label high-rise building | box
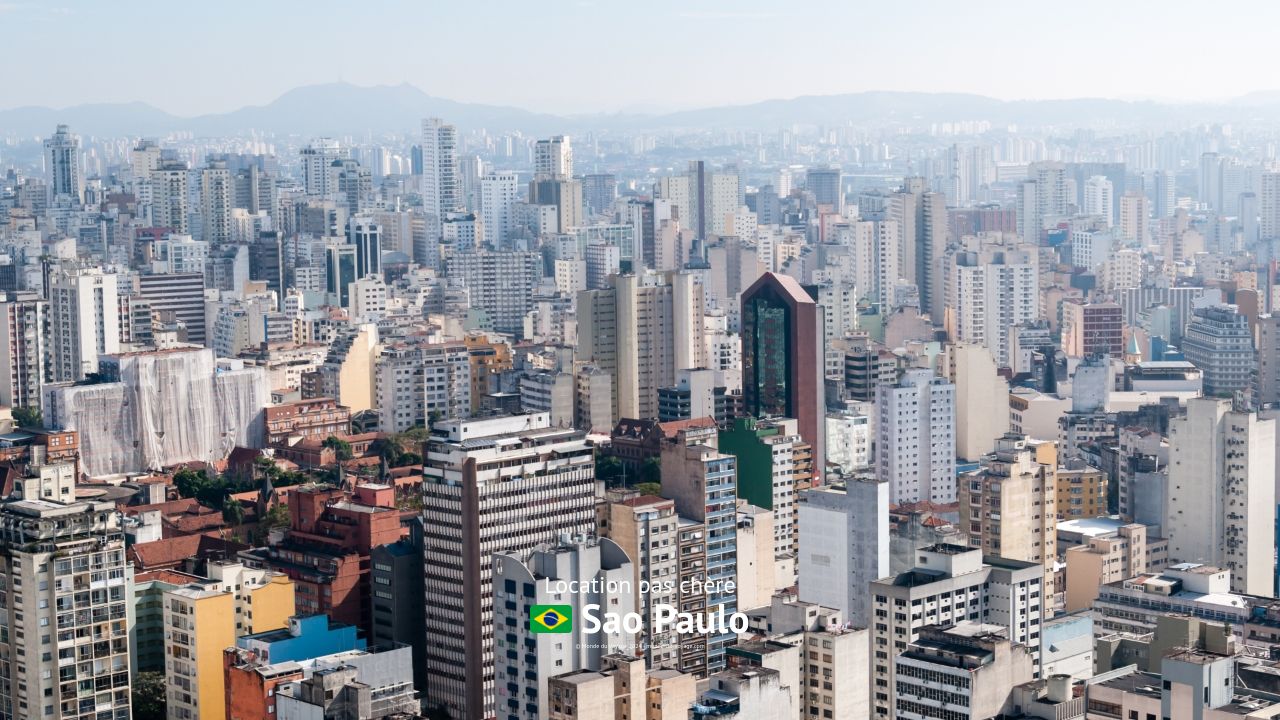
[805,166,842,212]
[299,138,345,196]
[944,234,1038,368]
[1182,304,1255,398]
[1119,191,1151,243]
[151,159,191,233]
[888,180,947,320]
[869,545,1044,718]
[547,654,696,720]
[719,417,808,567]
[421,414,596,719]
[1261,172,1280,241]
[1164,398,1275,596]
[876,368,957,504]
[325,244,358,307]
[534,135,573,179]
[479,171,519,248]
[581,173,618,216]
[796,476,888,627]
[201,160,233,244]
[492,537,636,719]
[1153,169,1176,219]
[0,462,131,720]
[421,118,459,249]
[1256,314,1280,408]
[894,623,1035,720]
[0,291,48,410]
[135,271,207,345]
[445,251,543,336]
[942,342,1011,461]
[740,272,825,472]
[1083,175,1114,225]
[958,434,1058,594]
[44,124,83,203]
[578,271,705,420]
[659,426,738,674]
[1016,161,1069,242]
[48,266,120,382]
[375,340,471,432]
[347,217,382,279]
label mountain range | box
[6,82,1280,138]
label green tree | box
[222,498,245,525]
[595,454,624,487]
[322,435,354,461]
[633,482,662,497]
[263,503,290,528]
[639,457,662,485]
[12,406,41,429]
[131,671,166,720]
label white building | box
[492,537,636,720]
[421,414,597,719]
[797,477,889,627]
[945,234,1038,368]
[1083,175,1114,226]
[869,545,1045,718]
[479,171,519,247]
[48,266,120,382]
[44,124,83,203]
[375,341,470,432]
[876,369,957,504]
[1164,398,1276,596]
[421,118,459,256]
[825,411,871,472]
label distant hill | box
[7,83,1280,138]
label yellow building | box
[163,565,295,720]
[1056,464,1108,520]
[164,587,236,720]
[464,333,513,414]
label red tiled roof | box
[128,534,249,570]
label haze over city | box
[3,2,1280,720]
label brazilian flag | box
[529,604,573,633]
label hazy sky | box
[4,0,1280,115]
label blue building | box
[236,614,364,664]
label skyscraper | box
[888,180,947,321]
[1165,398,1276,596]
[805,166,842,212]
[1016,161,1069,242]
[299,137,344,196]
[578,271,706,420]
[421,118,459,256]
[201,160,233,244]
[421,414,596,719]
[944,234,1039,368]
[151,159,191,234]
[347,217,382,279]
[740,272,825,472]
[43,124,83,203]
[876,368,957,504]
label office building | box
[1165,398,1275,596]
[1182,305,1255,398]
[740,272,825,472]
[797,477,888,627]
[806,166,842,211]
[421,414,596,719]
[445,251,542,335]
[1061,300,1124,359]
[534,135,573,178]
[347,218,382,279]
[876,368,957,504]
